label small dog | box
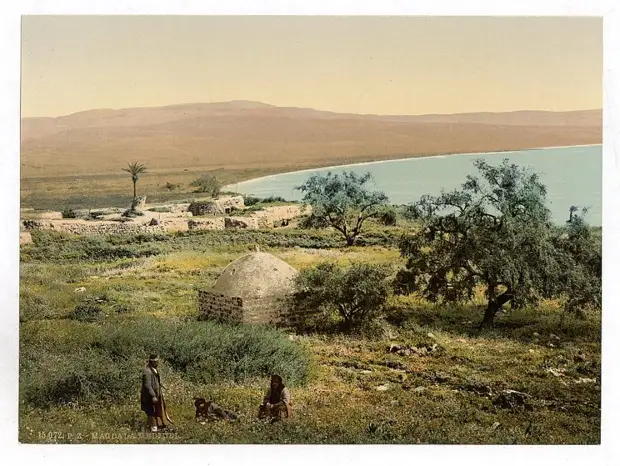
[194,398,238,422]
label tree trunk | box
[345,235,357,247]
[479,290,514,329]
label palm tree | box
[122,161,147,209]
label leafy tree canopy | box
[397,158,600,328]
[292,261,392,330]
[295,171,389,246]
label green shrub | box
[20,291,53,322]
[19,318,312,408]
[291,261,392,331]
[69,299,106,322]
[378,208,398,226]
[61,208,77,219]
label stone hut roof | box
[212,250,297,299]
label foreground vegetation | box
[19,223,601,444]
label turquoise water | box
[231,145,602,226]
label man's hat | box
[149,354,159,361]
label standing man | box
[141,354,171,433]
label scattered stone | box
[390,400,399,406]
[360,370,373,375]
[455,338,467,343]
[574,352,586,362]
[493,390,532,410]
[149,218,160,226]
[549,334,560,341]
[546,368,565,377]
[492,422,501,430]
[575,378,596,385]
[376,385,389,392]
[548,343,556,348]
[413,386,426,393]
[427,333,436,339]
[74,287,86,293]
[528,349,536,354]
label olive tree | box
[295,171,389,246]
[396,158,600,329]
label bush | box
[69,298,106,322]
[244,196,262,206]
[20,291,53,322]
[19,318,312,408]
[291,261,392,331]
[61,208,77,219]
[190,175,221,197]
[299,213,331,230]
[378,208,398,226]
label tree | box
[122,161,147,209]
[190,175,221,197]
[291,262,392,330]
[397,158,571,329]
[552,208,601,322]
[295,171,389,246]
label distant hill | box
[21,101,602,178]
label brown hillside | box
[20,102,602,178]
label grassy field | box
[18,225,601,444]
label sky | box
[20,15,602,118]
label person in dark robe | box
[141,354,171,432]
[258,374,292,422]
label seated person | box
[258,374,292,422]
[194,398,238,422]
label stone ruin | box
[198,246,297,325]
[189,196,245,216]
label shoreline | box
[225,143,602,191]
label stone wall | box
[198,289,244,324]
[198,290,293,325]
[22,219,166,235]
[252,205,311,228]
[188,218,225,231]
[224,216,259,229]
[188,201,221,216]
[19,201,310,238]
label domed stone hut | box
[198,247,297,325]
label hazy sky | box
[21,16,602,118]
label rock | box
[528,349,536,354]
[74,287,86,293]
[149,218,160,226]
[493,390,532,410]
[390,400,399,406]
[575,378,596,384]
[548,343,556,348]
[376,385,389,392]
[413,386,426,393]
[532,332,540,338]
[546,368,565,377]
[19,231,33,246]
[427,333,436,339]
[550,334,560,341]
[360,370,373,375]
[492,422,501,430]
